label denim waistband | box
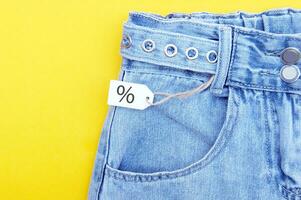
[120,8,301,95]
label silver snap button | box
[185,47,198,60]
[142,39,155,52]
[280,65,300,83]
[121,34,132,48]
[206,50,218,63]
[164,44,177,57]
[280,47,301,65]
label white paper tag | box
[107,80,154,110]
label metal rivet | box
[206,50,218,63]
[121,34,132,48]
[280,65,300,83]
[164,44,177,57]
[280,47,301,65]
[185,47,199,60]
[142,39,155,52]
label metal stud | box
[164,44,178,57]
[185,47,199,60]
[280,65,300,83]
[280,47,301,65]
[142,39,155,52]
[121,34,132,49]
[206,50,218,63]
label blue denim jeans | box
[89,8,301,200]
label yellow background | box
[0,0,300,199]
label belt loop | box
[210,26,233,96]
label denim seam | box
[130,11,301,41]
[269,96,287,199]
[123,69,207,82]
[130,12,219,28]
[131,8,301,21]
[94,107,117,200]
[104,87,240,182]
[95,71,126,200]
[228,80,301,92]
[227,28,238,88]
[233,28,301,41]
[210,28,226,92]
[131,10,301,25]
[269,96,290,199]
[210,27,232,93]
[263,91,281,198]
[263,91,273,184]
[124,24,219,45]
[183,9,299,19]
[121,52,216,74]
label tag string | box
[146,75,215,106]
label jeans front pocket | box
[103,61,239,183]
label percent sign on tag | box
[116,85,134,103]
[107,80,154,110]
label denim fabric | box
[89,8,301,200]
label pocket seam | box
[104,87,240,182]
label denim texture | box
[89,8,301,200]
